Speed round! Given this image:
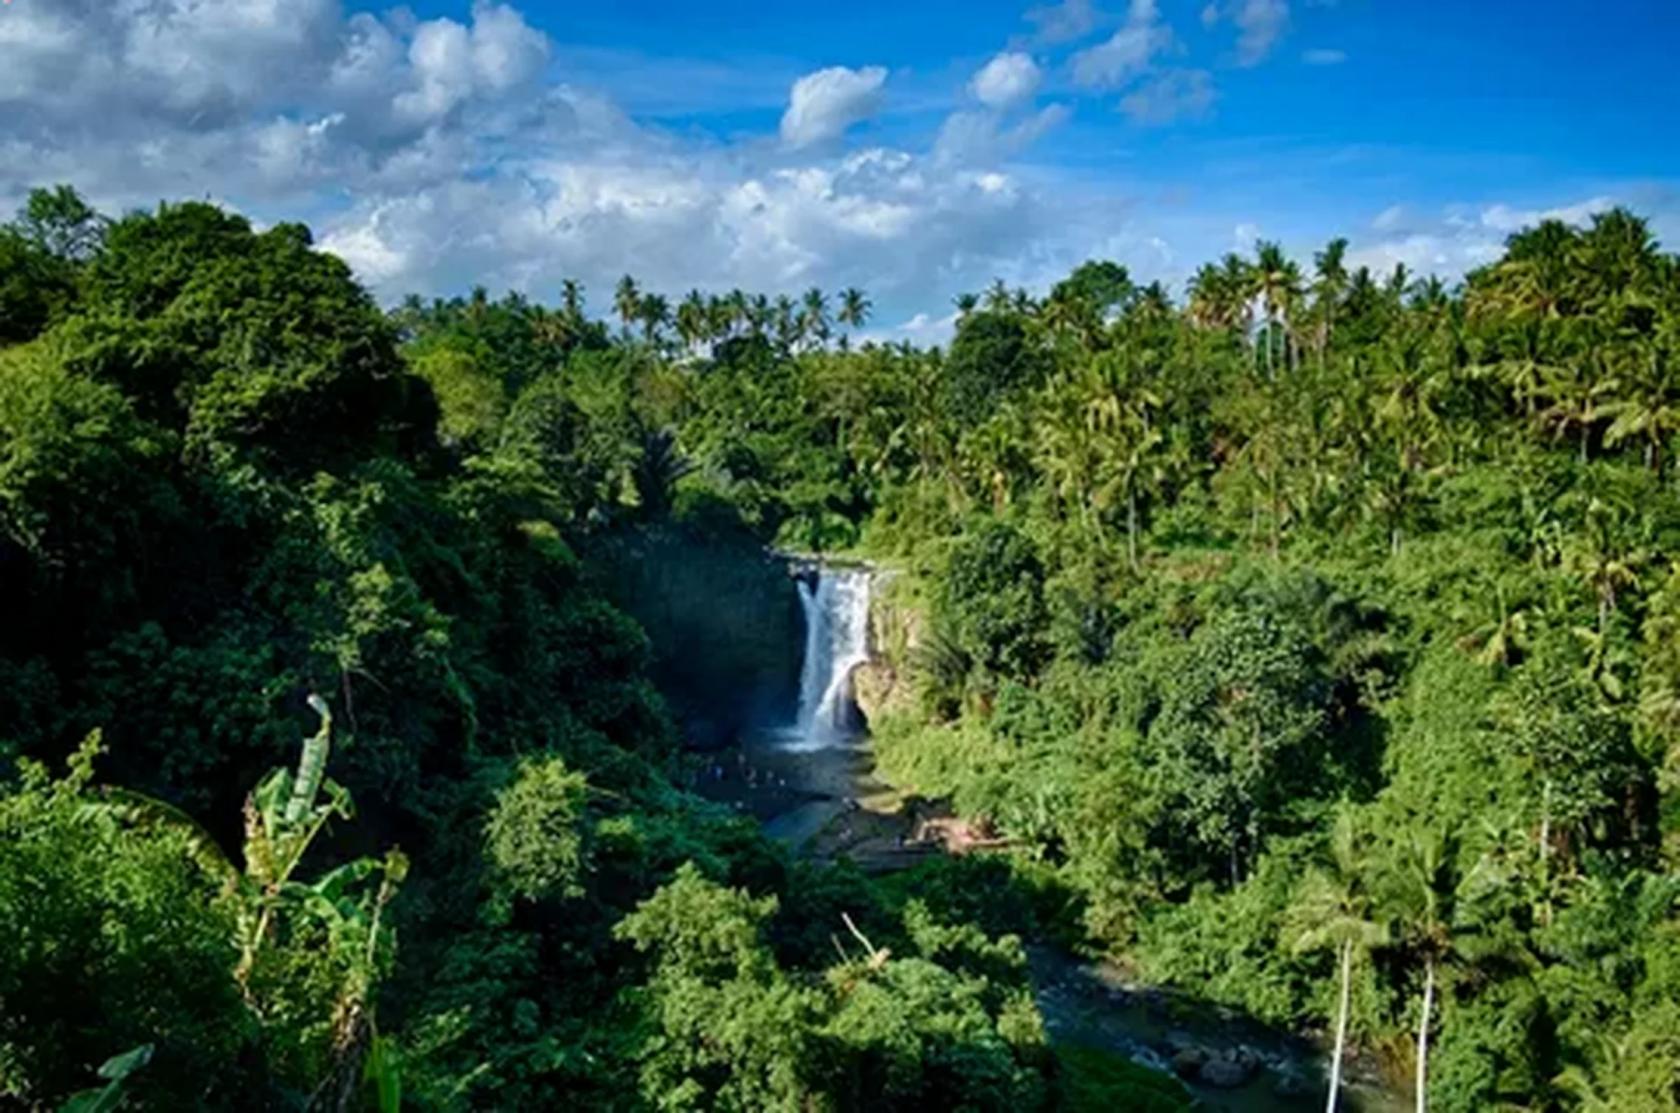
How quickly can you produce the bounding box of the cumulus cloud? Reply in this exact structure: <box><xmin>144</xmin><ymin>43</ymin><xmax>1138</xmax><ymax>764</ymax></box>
<box><xmin>1480</xmin><ymin>196</ymin><xmax>1615</xmax><ymax>233</ymax></box>
<box><xmin>0</xmin><ymin>0</ymin><xmax>556</xmax><ymax>206</ymax></box>
<box><xmin>934</xmin><ymin>103</ymin><xmax>1070</xmax><ymax>165</ymax></box>
<box><xmin>971</xmin><ymin>52</ymin><xmax>1043</xmax><ymax>110</ymax></box>
<box><xmin>779</xmin><ymin>66</ymin><xmax>888</xmax><ymax>149</ymax></box>
<box><xmin>1346</xmin><ymin>195</ymin><xmax>1629</xmax><ymax>279</ymax></box>
<box><xmin>319</xmin><ymin>146</ymin><xmax>1054</xmax><ymax>311</ymax></box>
<box><xmin>1205</xmin><ymin>0</ymin><xmax>1291</xmax><ymax>66</ymax></box>
<box><xmin>1071</xmin><ymin>0</ymin><xmax>1175</xmax><ymax>89</ymax></box>
<box><xmin>1023</xmin><ymin>0</ymin><xmax>1100</xmax><ymax>45</ymax></box>
<box><xmin>1119</xmin><ymin>69</ymin><xmax>1215</xmax><ymax>125</ymax></box>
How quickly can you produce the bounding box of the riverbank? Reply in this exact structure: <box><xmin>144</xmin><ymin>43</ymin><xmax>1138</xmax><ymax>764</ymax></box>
<box><xmin>690</xmin><ymin>725</ymin><xmax>1406</xmax><ymax>1113</ymax></box>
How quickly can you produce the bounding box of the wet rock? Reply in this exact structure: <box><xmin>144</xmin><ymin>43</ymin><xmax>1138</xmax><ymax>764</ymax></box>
<box><xmin>1129</xmin><ymin>1046</ymin><xmax>1172</xmax><ymax>1075</ymax></box>
<box><xmin>1199</xmin><ymin>1054</ymin><xmax>1257</xmax><ymax>1089</ymax></box>
<box><xmin>1170</xmin><ymin>1047</ymin><xmax>1208</xmax><ymax>1079</ymax></box>
<box><xmin>1273</xmin><ymin>1070</ymin><xmax>1315</xmax><ymax>1098</ymax></box>
<box><xmin>1164</xmin><ymin>1029</ymin><xmax>1199</xmax><ymax>1053</ymax></box>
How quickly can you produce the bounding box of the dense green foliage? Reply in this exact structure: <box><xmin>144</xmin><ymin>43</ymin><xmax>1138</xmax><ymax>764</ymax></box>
<box><xmin>0</xmin><ymin>190</ymin><xmax>1047</xmax><ymax>1111</ymax></box>
<box><xmin>5</xmin><ymin>184</ymin><xmax>1680</xmax><ymax>1110</ymax></box>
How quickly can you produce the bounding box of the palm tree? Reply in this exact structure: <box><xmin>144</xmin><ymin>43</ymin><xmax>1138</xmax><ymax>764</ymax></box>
<box><xmin>1186</xmin><ymin>263</ymin><xmax>1230</xmax><ymax>330</ymax></box>
<box><xmin>1289</xmin><ymin>808</ymin><xmax>1388</xmax><ymax>1113</ymax></box>
<box><xmin>1597</xmin><ymin>337</ymin><xmax>1680</xmax><ymax>475</ymax></box>
<box><xmin>637</xmin><ymin>292</ymin><xmax>670</xmax><ymax>345</ymax></box>
<box><xmin>1253</xmin><ymin>241</ymin><xmax>1303</xmax><ymax>376</ymax></box>
<box><xmin>1562</xmin><ymin>497</ymin><xmax>1645</xmax><ymax>636</ymax></box>
<box><xmin>1537</xmin><ymin>351</ymin><xmax>1613</xmax><ymax>463</ymax></box>
<box><xmin>676</xmin><ymin>290</ymin><xmax>709</xmax><ymax>354</ymax></box>
<box><xmin>837</xmin><ymin>287</ymin><xmax>872</xmax><ymax>348</ymax></box>
<box><xmin>1079</xmin><ymin>347</ymin><xmax>1164</xmax><ymax>568</ymax></box>
<box><xmin>1310</xmin><ymin>238</ymin><xmax>1350</xmax><ymax>360</ymax></box>
<box><xmin>772</xmin><ymin>294</ymin><xmax>798</xmax><ymax>349</ymax></box>
<box><xmin>1376</xmin><ymin>823</ymin><xmax>1456</xmax><ymax>1113</ymax></box>
<box><xmin>560</xmin><ymin>278</ymin><xmax>585</xmax><ymax>319</ymax></box>
<box><xmin>614</xmin><ymin>274</ymin><xmax>642</xmax><ymax>333</ymax></box>
<box><xmin>799</xmin><ymin>287</ymin><xmax>831</xmax><ymax>350</ymax></box>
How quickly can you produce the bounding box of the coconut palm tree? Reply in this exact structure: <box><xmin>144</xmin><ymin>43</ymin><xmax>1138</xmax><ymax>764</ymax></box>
<box><xmin>1253</xmin><ymin>241</ymin><xmax>1303</xmax><ymax>376</ymax></box>
<box><xmin>1186</xmin><ymin>263</ymin><xmax>1230</xmax><ymax>330</ymax></box>
<box><xmin>560</xmin><ymin>278</ymin><xmax>585</xmax><ymax>318</ymax></box>
<box><xmin>772</xmin><ymin>294</ymin><xmax>798</xmax><ymax>349</ymax></box>
<box><xmin>1310</xmin><ymin>237</ymin><xmax>1350</xmax><ymax>360</ymax></box>
<box><xmin>1289</xmin><ymin>807</ymin><xmax>1388</xmax><ymax>1113</ymax></box>
<box><xmin>799</xmin><ymin>287</ymin><xmax>831</xmax><ymax>349</ymax></box>
<box><xmin>1376</xmin><ymin>823</ymin><xmax>1456</xmax><ymax>1113</ymax></box>
<box><xmin>676</xmin><ymin>290</ymin><xmax>709</xmax><ymax>354</ymax></box>
<box><xmin>613</xmin><ymin>274</ymin><xmax>642</xmax><ymax>333</ymax></box>
<box><xmin>1597</xmin><ymin>335</ymin><xmax>1680</xmax><ymax>475</ymax></box>
<box><xmin>837</xmin><ymin>287</ymin><xmax>872</xmax><ymax>348</ymax></box>
<box><xmin>637</xmin><ymin>292</ymin><xmax>670</xmax><ymax>345</ymax></box>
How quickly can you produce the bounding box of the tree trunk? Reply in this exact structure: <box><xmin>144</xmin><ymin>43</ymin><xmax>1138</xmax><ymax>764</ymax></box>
<box><xmin>1327</xmin><ymin>938</ymin><xmax>1352</xmax><ymax>1113</ymax></box>
<box><xmin>1415</xmin><ymin>958</ymin><xmax>1435</xmax><ymax>1113</ymax></box>
<box><xmin>1539</xmin><ymin>778</ymin><xmax>1553</xmax><ymax>926</ymax></box>
<box><xmin>1127</xmin><ymin>487</ymin><xmax>1139</xmax><ymax>570</ymax></box>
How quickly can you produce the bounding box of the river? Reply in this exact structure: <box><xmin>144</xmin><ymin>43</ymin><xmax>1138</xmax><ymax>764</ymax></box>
<box><xmin>691</xmin><ymin>560</ymin><xmax>1407</xmax><ymax>1113</ymax></box>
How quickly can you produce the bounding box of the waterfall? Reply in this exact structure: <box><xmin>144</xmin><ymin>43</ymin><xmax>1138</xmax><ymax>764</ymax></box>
<box><xmin>791</xmin><ymin>566</ymin><xmax>871</xmax><ymax>748</ymax></box>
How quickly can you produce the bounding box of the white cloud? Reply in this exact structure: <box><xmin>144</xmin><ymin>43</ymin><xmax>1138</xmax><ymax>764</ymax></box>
<box><xmin>1371</xmin><ymin>204</ymin><xmax>1409</xmax><ymax>232</ymax></box>
<box><xmin>1347</xmin><ymin>195</ymin><xmax>1628</xmax><ymax>279</ymax></box>
<box><xmin>317</xmin><ymin>141</ymin><xmax>1062</xmax><ymax>317</ymax></box>
<box><xmin>0</xmin><ymin>0</ymin><xmax>556</xmax><ymax>206</ymax></box>
<box><xmin>971</xmin><ymin>52</ymin><xmax>1042</xmax><ymax>110</ymax></box>
<box><xmin>1071</xmin><ymin>0</ymin><xmax>1175</xmax><ymax>89</ymax></box>
<box><xmin>1479</xmin><ymin>196</ymin><xmax>1615</xmax><ymax>233</ymax></box>
<box><xmin>1119</xmin><ymin>69</ymin><xmax>1215</xmax><ymax>125</ymax></box>
<box><xmin>5</xmin><ymin>1</ymin><xmax>1668</xmax><ymax>339</ymax></box>
<box><xmin>1346</xmin><ymin>233</ymin><xmax>1501</xmax><ymax>277</ymax></box>
<box><xmin>1023</xmin><ymin>0</ymin><xmax>1099</xmax><ymax>45</ymax></box>
<box><xmin>935</xmin><ymin>103</ymin><xmax>1070</xmax><ymax>165</ymax></box>
<box><xmin>862</xmin><ymin>309</ymin><xmax>961</xmax><ymax>346</ymax></box>
<box><xmin>779</xmin><ymin>66</ymin><xmax>888</xmax><ymax>149</ymax></box>
<box><xmin>1205</xmin><ymin>0</ymin><xmax>1291</xmax><ymax>66</ymax></box>
<box><xmin>1235</xmin><ymin>0</ymin><xmax>1291</xmax><ymax>65</ymax></box>
<box><xmin>1302</xmin><ymin>48</ymin><xmax>1346</xmax><ymax>65</ymax></box>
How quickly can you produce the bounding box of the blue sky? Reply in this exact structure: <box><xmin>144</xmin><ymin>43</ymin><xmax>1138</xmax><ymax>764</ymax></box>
<box><xmin>2</xmin><ymin>0</ymin><xmax>1676</xmax><ymax>338</ymax></box>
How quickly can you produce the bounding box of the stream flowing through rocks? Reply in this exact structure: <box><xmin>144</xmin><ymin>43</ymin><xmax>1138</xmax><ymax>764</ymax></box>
<box><xmin>689</xmin><ymin>560</ymin><xmax>1407</xmax><ymax>1113</ymax></box>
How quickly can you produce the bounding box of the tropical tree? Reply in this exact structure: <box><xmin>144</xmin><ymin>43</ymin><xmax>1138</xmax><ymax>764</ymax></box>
<box><xmin>1289</xmin><ymin>808</ymin><xmax>1388</xmax><ymax>1113</ymax></box>
<box><xmin>1253</xmin><ymin>241</ymin><xmax>1303</xmax><ymax>375</ymax></box>
<box><xmin>837</xmin><ymin>286</ymin><xmax>873</xmax><ymax>344</ymax></box>
<box><xmin>1376</xmin><ymin>822</ymin><xmax>1457</xmax><ymax>1113</ymax></box>
<box><xmin>1597</xmin><ymin>331</ymin><xmax>1680</xmax><ymax>474</ymax></box>
<box><xmin>1309</xmin><ymin>237</ymin><xmax>1350</xmax><ymax>360</ymax></box>
<box><xmin>799</xmin><ymin>286</ymin><xmax>831</xmax><ymax>350</ymax></box>
<box><xmin>613</xmin><ymin>274</ymin><xmax>642</xmax><ymax>332</ymax></box>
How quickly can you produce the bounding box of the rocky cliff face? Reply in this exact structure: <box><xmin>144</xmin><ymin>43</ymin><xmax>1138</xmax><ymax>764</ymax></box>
<box><xmin>854</xmin><ymin>569</ymin><xmax>923</xmax><ymax>726</ymax></box>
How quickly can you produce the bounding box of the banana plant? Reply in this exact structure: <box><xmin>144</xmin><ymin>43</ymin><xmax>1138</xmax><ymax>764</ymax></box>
<box><xmin>81</xmin><ymin>697</ymin><xmax>406</xmax><ymax>1109</ymax></box>
<box><xmin>58</xmin><ymin>1044</ymin><xmax>152</xmax><ymax>1113</ymax></box>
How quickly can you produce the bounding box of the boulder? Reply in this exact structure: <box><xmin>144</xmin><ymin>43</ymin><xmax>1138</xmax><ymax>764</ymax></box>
<box><xmin>1272</xmin><ymin>1070</ymin><xmax>1315</xmax><ymax>1098</ymax></box>
<box><xmin>1170</xmin><ymin>1047</ymin><xmax>1208</xmax><ymax>1079</ymax></box>
<box><xmin>1199</xmin><ymin>1054</ymin><xmax>1256</xmax><ymax>1089</ymax></box>
<box><xmin>1129</xmin><ymin>1046</ymin><xmax>1172</xmax><ymax>1075</ymax></box>
<box><xmin>1163</xmin><ymin>1029</ymin><xmax>1199</xmax><ymax>1053</ymax></box>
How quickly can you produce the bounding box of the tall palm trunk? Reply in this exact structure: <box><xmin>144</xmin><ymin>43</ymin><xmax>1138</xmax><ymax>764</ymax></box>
<box><xmin>1327</xmin><ymin>938</ymin><xmax>1352</xmax><ymax>1113</ymax></box>
<box><xmin>1415</xmin><ymin>958</ymin><xmax>1435</xmax><ymax>1113</ymax></box>
<box><xmin>1127</xmin><ymin>487</ymin><xmax>1139</xmax><ymax>571</ymax></box>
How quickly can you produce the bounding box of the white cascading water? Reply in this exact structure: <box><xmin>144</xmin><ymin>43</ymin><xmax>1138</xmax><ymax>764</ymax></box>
<box><xmin>791</xmin><ymin>567</ymin><xmax>872</xmax><ymax>748</ymax></box>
